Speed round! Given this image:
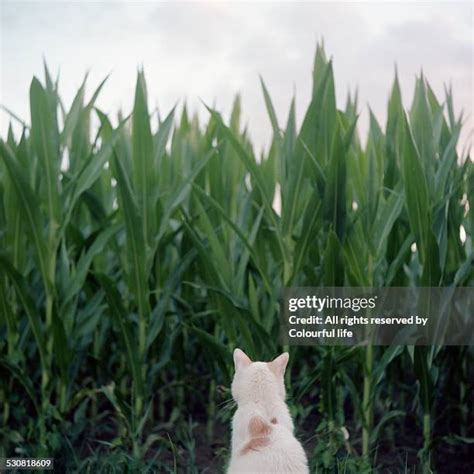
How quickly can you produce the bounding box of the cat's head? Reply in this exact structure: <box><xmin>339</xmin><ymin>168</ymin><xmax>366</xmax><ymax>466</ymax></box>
<box><xmin>231</xmin><ymin>348</ymin><xmax>289</xmax><ymax>404</ymax></box>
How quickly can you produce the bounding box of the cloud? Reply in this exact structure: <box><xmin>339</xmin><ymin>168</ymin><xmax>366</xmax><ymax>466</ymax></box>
<box><xmin>1</xmin><ymin>1</ymin><xmax>472</xmax><ymax>152</ymax></box>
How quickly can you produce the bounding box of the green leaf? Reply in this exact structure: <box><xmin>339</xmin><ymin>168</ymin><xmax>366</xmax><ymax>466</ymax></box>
<box><xmin>154</xmin><ymin>107</ymin><xmax>175</xmax><ymax>164</ymax></box>
<box><xmin>292</xmin><ymin>194</ymin><xmax>321</xmax><ymax>282</ymax></box>
<box><xmin>370</xmin><ymin>410</ymin><xmax>405</xmax><ymax>445</ymax></box>
<box><xmin>260</xmin><ymin>77</ymin><xmax>280</xmax><ymax>139</ymax></box>
<box><xmin>0</xmin><ymin>356</ymin><xmax>40</xmax><ymax>414</ymax></box>
<box><xmin>401</xmin><ymin>113</ymin><xmax>440</xmax><ymax>284</ymax></box>
<box><xmin>207</xmin><ymin>107</ymin><xmax>287</xmax><ymax>264</ymax></box>
<box><xmin>372</xmin><ymin>187</ymin><xmax>404</xmax><ymax>259</ymax></box>
<box><xmin>30</xmin><ymin>77</ymin><xmax>61</xmax><ymax>227</ymax></box>
<box><xmin>97</xmin><ymin>274</ymin><xmax>144</xmax><ymax>399</ymax></box>
<box><xmin>113</xmin><ymin>153</ymin><xmax>150</xmax><ymax>321</ymax></box>
<box><xmin>0</xmin><ymin>256</ymin><xmax>47</xmax><ymax>373</ymax></box>
<box><xmin>0</xmin><ymin>141</ymin><xmax>52</xmax><ymax>293</ymax></box>
<box><xmin>188</xmin><ymin>326</ymin><xmax>230</xmax><ymax>383</ymax></box>
<box><xmin>323</xmin><ymin>230</ymin><xmax>344</xmax><ymax>286</ymax></box>
<box><xmin>62</xmin><ymin>223</ymin><xmax>121</xmax><ymax>308</ymax></box>
<box><xmin>192</xmin><ymin>185</ymin><xmax>271</xmax><ymax>293</ymax></box>
<box><xmin>132</xmin><ymin>70</ymin><xmax>155</xmax><ymax>247</ymax></box>
<box><xmin>64</xmin><ymin>123</ymin><xmax>124</xmax><ymax>228</ymax></box>
<box><xmin>409</xmin><ymin>76</ymin><xmax>435</xmax><ymax>191</ymax></box>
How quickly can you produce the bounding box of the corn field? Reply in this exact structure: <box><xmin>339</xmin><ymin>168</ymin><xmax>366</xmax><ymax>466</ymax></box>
<box><xmin>0</xmin><ymin>45</ymin><xmax>473</xmax><ymax>473</ymax></box>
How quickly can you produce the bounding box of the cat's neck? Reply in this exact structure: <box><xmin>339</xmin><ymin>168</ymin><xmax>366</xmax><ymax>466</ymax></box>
<box><xmin>237</xmin><ymin>396</ymin><xmax>291</xmax><ymax>422</ymax></box>
<box><xmin>238</xmin><ymin>396</ymin><xmax>286</xmax><ymax>408</ymax></box>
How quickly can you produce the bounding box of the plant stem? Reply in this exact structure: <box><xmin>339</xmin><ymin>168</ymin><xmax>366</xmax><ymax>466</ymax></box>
<box><xmin>422</xmin><ymin>412</ymin><xmax>431</xmax><ymax>472</ymax></box>
<box><xmin>207</xmin><ymin>379</ymin><xmax>216</xmax><ymax>441</ymax></box>
<box><xmin>362</xmin><ymin>343</ymin><xmax>373</xmax><ymax>458</ymax></box>
<box><xmin>44</xmin><ymin>292</ymin><xmax>53</xmax><ymax>391</ymax></box>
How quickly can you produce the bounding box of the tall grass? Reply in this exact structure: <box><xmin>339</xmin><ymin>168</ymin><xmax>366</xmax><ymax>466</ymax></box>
<box><xmin>0</xmin><ymin>45</ymin><xmax>472</xmax><ymax>472</ymax></box>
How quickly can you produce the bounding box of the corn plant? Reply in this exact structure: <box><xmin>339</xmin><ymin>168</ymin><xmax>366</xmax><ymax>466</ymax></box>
<box><xmin>0</xmin><ymin>44</ymin><xmax>472</xmax><ymax>472</ymax></box>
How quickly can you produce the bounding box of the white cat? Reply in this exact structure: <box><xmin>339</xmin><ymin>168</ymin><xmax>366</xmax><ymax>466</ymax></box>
<box><xmin>227</xmin><ymin>348</ymin><xmax>309</xmax><ymax>474</ymax></box>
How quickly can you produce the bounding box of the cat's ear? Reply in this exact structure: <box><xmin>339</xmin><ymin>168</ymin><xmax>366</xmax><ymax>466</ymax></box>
<box><xmin>233</xmin><ymin>348</ymin><xmax>252</xmax><ymax>371</ymax></box>
<box><xmin>268</xmin><ymin>352</ymin><xmax>289</xmax><ymax>377</ymax></box>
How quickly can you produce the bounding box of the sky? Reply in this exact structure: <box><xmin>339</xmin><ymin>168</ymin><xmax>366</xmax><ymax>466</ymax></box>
<box><xmin>0</xmin><ymin>1</ymin><xmax>473</xmax><ymax>154</ymax></box>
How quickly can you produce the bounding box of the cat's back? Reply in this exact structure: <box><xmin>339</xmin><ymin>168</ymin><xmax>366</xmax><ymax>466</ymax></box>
<box><xmin>228</xmin><ymin>423</ymin><xmax>309</xmax><ymax>474</ymax></box>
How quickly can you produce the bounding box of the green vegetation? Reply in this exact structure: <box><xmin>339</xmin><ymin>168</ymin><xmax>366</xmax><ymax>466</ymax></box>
<box><xmin>0</xmin><ymin>45</ymin><xmax>472</xmax><ymax>472</ymax></box>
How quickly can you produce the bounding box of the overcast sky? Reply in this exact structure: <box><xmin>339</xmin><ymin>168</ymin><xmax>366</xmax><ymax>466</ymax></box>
<box><xmin>1</xmin><ymin>1</ymin><xmax>473</xmax><ymax>153</ymax></box>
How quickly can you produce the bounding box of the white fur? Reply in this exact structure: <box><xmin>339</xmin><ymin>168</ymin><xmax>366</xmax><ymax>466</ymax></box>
<box><xmin>228</xmin><ymin>349</ymin><xmax>309</xmax><ymax>474</ymax></box>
